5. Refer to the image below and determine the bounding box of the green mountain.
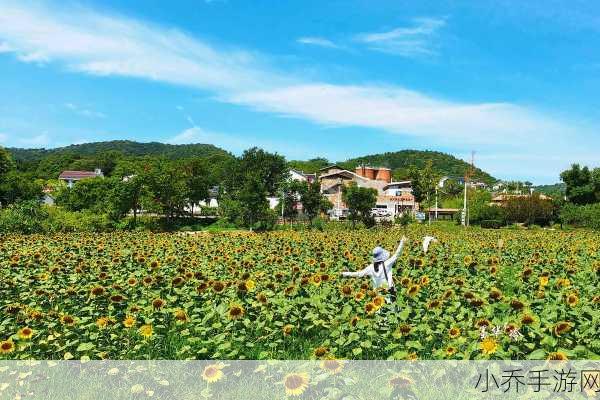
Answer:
[342,150,496,184]
[9,140,231,162]
[8,140,234,180]
[7,141,497,183]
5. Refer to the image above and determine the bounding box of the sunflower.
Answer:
[123,315,136,328]
[489,288,503,301]
[566,293,579,307]
[554,321,572,336]
[480,337,498,355]
[475,318,491,328]
[282,324,293,336]
[139,324,153,339]
[320,359,344,374]
[445,346,457,356]
[349,315,360,327]
[354,291,365,301]
[389,375,413,388]
[427,299,441,309]
[407,284,420,297]
[521,314,535,325]
[0,340,15,354]
[212,281,225,293]
[200,363,225,383]
[373,295,385,308]
[245,279,256,291]
[227,304,245,320]
[313,346,328,358]
[400,277,411,287]
[90,286,105,296]
[17,327,34,340]
[547,351,568,361]
[127,277,138,286]
[539,276,549,287]
[420,275,430,286]
[96,317,111,329]
[463,255,474,267]
[448,327,461,339]
[283,373,309,397]
[340,285,353,296]
[256,292,268,304]
[174,309,189,323]
[365,302,376,314]
[510,299,524,310]
[397,324,412,336]
[311,275,321,286]
[152,298,166,310]
[60,315,75,326]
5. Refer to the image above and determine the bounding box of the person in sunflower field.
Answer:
[340,236,408,303]
[340,235,437,304]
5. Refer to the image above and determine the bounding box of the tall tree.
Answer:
[342,182,377,228]
[407,160,439,210]
[299,180,331,225]
[560,164,599,205]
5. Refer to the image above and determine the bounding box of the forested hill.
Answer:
[346,150,496,183]
[9,140,231,162]
[290,150,497,184]
[8,141,497,184]
[8,140,234,180]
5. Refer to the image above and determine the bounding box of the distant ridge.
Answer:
[7,140,497,183]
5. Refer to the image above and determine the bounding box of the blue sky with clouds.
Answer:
[1,0,600,183]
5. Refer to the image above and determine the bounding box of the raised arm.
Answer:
[386,236,407,266]
[342,264,371,278]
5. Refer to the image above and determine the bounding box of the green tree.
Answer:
[407,160,439,211]
[145,160,190,223]
[342,182,377,228]
[299,180,331,225]
[0,146,15,178]
[560,164,599,205]
[0,171,43,206]
[181,158,213,215]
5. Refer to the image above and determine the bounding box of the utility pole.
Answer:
[462,151,475,227]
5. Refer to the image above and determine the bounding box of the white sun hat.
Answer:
[372,246,390,263]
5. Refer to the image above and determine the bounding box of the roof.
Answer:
[59,171,99,180]
[318,164,345,172]
[383,181,412,191]
[319,170,366,180]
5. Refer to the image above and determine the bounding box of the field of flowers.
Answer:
[0,226,598,360]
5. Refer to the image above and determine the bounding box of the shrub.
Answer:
[560,203,600,230]
[480,220,504,229]
[0,200,48,234]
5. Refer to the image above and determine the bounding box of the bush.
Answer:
[560,203,600,230]
[0,200,48,234]
[44,207,115,232]
[480,219,504,229]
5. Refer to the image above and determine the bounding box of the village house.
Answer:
[267,169,316,211]
[59,169,103,188]
[319,165,418,219]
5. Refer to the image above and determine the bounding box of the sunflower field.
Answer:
[0,226,598,360]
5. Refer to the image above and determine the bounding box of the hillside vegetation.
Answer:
[8,141,497,183]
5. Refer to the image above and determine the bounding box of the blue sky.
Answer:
[1,1,600,184]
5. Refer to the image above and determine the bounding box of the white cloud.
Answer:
[0,1,594,180]
[17,133,51,147]
[65,103,106,118]
[0,132,7,143]
[0,41,12,52]
[228,84,574,146]
[354,17,445,57]
[297,37,340,49]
